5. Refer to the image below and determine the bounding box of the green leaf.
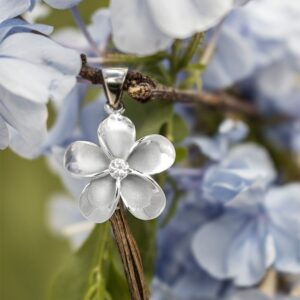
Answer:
[176,33,204,71]
[175,147,188,163]
[49,224,110,300]
[124,97,173,139]
[184,63,206,72]
[171,114,189,143]
[106,257,130,300]
[160,178,185,228]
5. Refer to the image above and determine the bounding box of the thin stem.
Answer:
[86,51,168,65]
[70,7,99,55]
[110,204,149,300]
[200,16,226,65]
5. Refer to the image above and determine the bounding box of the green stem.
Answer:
[176,33,204,71]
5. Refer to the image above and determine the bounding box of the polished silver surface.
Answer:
[102,68,128,110]
[120,171,166,221]
[79,176,119,223]
[64,68,175,223]
[128,134,176,175]
[64,141,109,177]
[97,113,136,160]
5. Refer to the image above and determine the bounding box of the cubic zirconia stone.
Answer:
[109,158,129,180]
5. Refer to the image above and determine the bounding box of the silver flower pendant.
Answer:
[64,68,176,223]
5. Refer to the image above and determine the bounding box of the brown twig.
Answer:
[110,204,149,300]
[79,54,256,116]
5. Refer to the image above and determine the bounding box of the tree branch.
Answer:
[110,204,149,300]
[79,54,256,116]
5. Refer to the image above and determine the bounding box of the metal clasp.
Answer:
[102,68,128,114]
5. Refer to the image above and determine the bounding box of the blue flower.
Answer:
[203,0,300,118]
[155,188,231,299]
[265,121,300,154]
[110,0,248,55]
[192,183,300,286]
[202,143,276,203]
[0,0,84,23]
[0,17,52,43]
[202,25,255,90]
[0,28,81,157]
[185,118,249,161]
[0,0,31,23]
[47,193,93,249]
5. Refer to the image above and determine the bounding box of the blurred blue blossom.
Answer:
[0,17,52,42]
[192,183,300,286]
[185,118,249,161]
[151,282,298,300]
[53,8,111,55]
[0,0,31,23]
[0,24,81,157]
[203,0,300,119]
[0,0,84,23]
[202,24,255,90]
[156,188,231,299]
[47,193,93,249]
[110,0,249,55]
[202,143,276,203]
[266,121,300,155]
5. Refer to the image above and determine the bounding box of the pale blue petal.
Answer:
[0,18,52,43]
[53,9,111,54]
[147,0,233,38]
[225,183,266,212]
[255,60,300,118]
[47,194,93,249]
[52,27,88,53]
[42,83,87,152]
[88,9,111,50]
[218,119,249,142]
[0,0,31,23]
[265,184,300,273]
[173,268,228,299]
[192,210,271,286]
[230,289,269,300]
[0,33,81,103]
[234,0,251,6]
[185,135,228,161]
[47,147,89,199]
[0,85,47,158]
[151,278,180,300]
[202,143,276,203]
[80,96,106,144]
[203,26,255,90]
[0,115,8,150]
[222,144,276,185]
[110,0,172,55]
[43,0,82,9]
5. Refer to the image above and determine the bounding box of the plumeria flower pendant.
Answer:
[64,68,176,223]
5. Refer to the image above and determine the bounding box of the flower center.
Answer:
[109,159,129,180]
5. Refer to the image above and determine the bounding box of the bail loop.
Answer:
[102,68,128,112]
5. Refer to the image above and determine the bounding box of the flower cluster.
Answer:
[0,2,82,158]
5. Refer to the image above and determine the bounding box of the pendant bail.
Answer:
[102,68,128,112]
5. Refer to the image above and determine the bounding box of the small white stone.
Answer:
[109,158,129,180]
